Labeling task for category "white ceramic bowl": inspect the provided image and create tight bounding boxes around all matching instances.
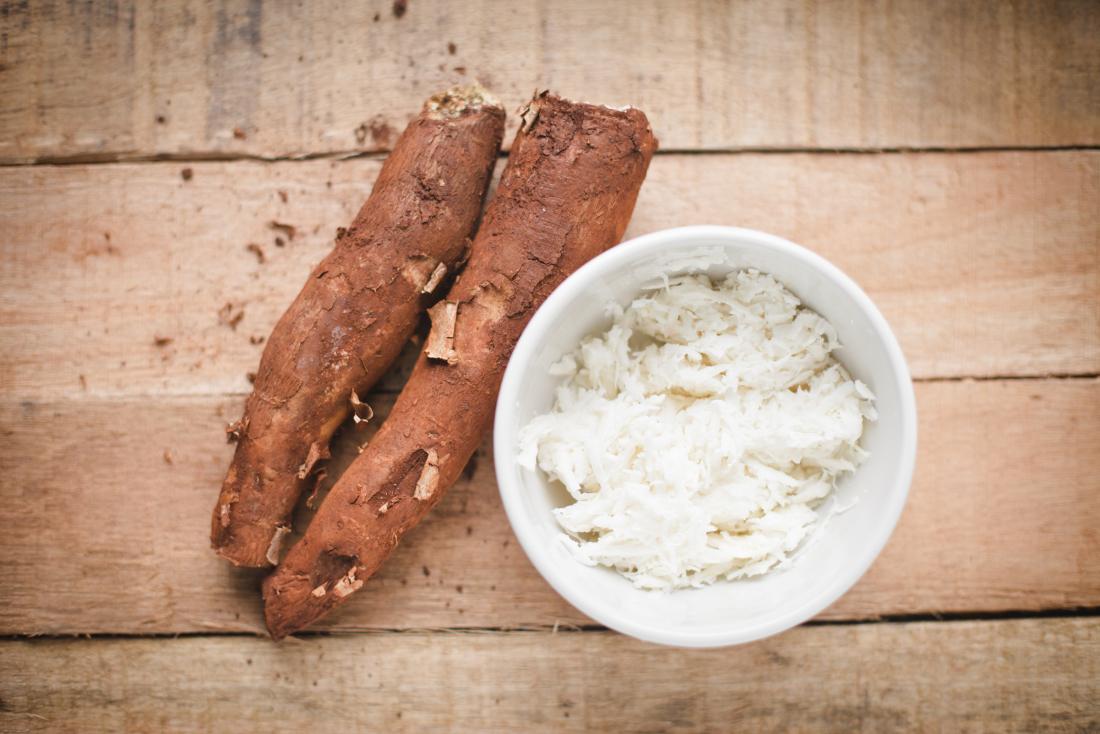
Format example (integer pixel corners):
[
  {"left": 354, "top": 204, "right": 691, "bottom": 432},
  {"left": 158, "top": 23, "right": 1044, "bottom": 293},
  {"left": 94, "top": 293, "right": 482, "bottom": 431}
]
[{"left": 494, "top": 226, "right": 917, "bottom": 648}]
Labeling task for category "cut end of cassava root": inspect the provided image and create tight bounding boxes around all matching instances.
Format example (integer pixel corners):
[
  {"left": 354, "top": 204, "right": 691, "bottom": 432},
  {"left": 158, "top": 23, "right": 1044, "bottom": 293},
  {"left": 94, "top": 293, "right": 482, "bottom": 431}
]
[
  {"left": 209, "top": 88, "right": 504, "bottom": 568},
  {"left": 425, "top": 83, "right": 502, "bottom": 119},
  {"left": 262, "top": 91, "right": 657, "bottom": 639}
]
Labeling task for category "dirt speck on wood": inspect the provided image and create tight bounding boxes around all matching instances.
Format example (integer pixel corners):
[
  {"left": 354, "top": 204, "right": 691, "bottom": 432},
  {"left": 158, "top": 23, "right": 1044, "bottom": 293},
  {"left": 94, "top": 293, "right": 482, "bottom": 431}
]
[
  {"left": 356, "top": 116, "right": 395, "bottom": 147},
  {"left": 370, "top": 117, "right": 395, "bottom": 145},
  {"left": 218, "top": 303, "right": 245, "bottom": 330},
  {"left": 269, "top": 221, "right": 297, "bottom": 241}
]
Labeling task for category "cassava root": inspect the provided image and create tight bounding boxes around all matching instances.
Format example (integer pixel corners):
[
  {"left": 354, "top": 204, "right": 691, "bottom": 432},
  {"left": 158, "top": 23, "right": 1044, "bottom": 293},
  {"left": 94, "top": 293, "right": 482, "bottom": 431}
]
[
  {"left": 262, "top": 92, "right": 658, "bottom": 638},
  {"left": 211, "top": 85, "right": 504, "bottom": 567}
]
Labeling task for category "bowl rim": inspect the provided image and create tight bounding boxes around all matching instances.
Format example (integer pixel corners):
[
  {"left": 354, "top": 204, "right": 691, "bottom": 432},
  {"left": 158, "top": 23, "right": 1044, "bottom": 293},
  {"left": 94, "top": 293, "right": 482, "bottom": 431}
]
[{"left": 493, "top": 225, "right": 918, "bottom": 648}]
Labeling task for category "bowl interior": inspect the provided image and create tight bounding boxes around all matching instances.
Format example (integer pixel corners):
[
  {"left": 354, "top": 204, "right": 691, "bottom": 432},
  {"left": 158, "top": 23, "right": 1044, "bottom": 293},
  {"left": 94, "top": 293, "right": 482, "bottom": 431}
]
[{"left": 494, "top": 227, "right": 915, "bottom": 647}]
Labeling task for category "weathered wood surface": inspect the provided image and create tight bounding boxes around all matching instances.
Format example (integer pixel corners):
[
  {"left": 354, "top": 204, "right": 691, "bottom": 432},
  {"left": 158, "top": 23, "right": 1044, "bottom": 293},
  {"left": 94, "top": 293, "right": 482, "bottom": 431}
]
[
  {"left": 1, "top": 378, "right": 1096, "bottom": 635},
  {"left": 1, "top": 1, "right": 1096, "bottom": 729},
  {"left": 2, "top": 0, "right": 1099, "bottom": 162},
  {"left": 2, "top": 152, "right": 1096, "bottom": 402},
  {"left": 1, "top": 619, "right": 1096, "bottom": 733}
]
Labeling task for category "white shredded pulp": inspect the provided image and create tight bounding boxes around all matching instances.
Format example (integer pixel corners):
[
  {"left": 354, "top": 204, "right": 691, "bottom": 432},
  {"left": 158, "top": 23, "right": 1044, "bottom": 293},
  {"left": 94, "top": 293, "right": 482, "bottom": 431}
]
[{"left": 518, "top": 271, "right": 877, "bottom": 590}]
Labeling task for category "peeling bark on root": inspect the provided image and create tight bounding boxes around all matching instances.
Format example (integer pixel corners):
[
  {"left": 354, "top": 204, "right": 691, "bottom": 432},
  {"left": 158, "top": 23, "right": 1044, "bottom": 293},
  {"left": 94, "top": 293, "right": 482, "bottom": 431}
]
[
  {"left": 413, "top": 449, "right": 440, "bottom": 500},
  {"left": 210, "top": 87, "right": 504, "bottom": 568},
  {"left": 263, "top": 92, "right": 657, "bottom": 638},
  {"left": 296, "top": 442, "right": 331, "bottom": 480},
  {"left": 349, "top": 390, "right": 374, "bottom": 425},
  {"left": 421, "top": 262, "right": 448, "bottom": 294},
  {"left": 265, "top": 526, "right": 291, "bottom": 566},
  {"left": 425, "top": 301, "right": 459, "bottom": 364}
]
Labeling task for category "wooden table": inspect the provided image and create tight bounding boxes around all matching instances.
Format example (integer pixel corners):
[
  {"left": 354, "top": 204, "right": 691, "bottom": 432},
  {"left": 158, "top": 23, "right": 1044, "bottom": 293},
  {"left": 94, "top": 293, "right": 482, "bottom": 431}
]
[{"left": 2, "top": 1, "right": 1098, "bottom": 731}]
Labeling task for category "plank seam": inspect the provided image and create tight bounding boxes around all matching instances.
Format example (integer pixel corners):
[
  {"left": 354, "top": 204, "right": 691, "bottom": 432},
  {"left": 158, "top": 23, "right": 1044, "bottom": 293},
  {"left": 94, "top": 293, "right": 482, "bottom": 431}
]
[
  {"left": 35, "top": 373, "right": 1100, "bottom": 403},
  {"left": 917, "top": 373, "right": 1100, "bottom": 384},
  {"left": 2, "top": 145, "right": 1098, "bottom": 167},
  {"left": 3, "top": 607, "right": 1098, "bottom": 641}
]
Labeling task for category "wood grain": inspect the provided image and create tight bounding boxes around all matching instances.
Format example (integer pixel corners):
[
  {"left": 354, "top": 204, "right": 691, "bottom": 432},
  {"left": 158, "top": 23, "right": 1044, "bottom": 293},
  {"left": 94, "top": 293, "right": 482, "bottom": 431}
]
[
  {"left": 1, "top": 1, "right": 1098, "bottom": 162},
  {"left": 1, "top": 619, "right": 1096, "bottom": 732},
  {"left": 1, "top": 378, "right": 1096, "bottom": 635},
  {"left": 2, "top": 1, "right": 1095, "bottom": 721},
  {"left": 1, "top": 152, "right": 1096, "bottom": 402}
]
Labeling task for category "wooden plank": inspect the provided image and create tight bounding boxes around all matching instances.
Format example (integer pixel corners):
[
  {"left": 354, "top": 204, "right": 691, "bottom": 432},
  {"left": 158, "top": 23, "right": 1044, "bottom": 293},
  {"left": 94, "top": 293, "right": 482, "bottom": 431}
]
[
  {"left": 0, "top": 378, "right": 1096, "bottom": 635},
  {"left": 1, "top": 619, "right": 1097, "bottom": 732},
  {"left": 2, "top": 0, "right": 1098, "bottom": 162},
  {"left": 1, "top": 152, "right": 1096, "bottom": 401},
  {"left": 637, "top": 151, "right": 1100, "bottom": 381}
]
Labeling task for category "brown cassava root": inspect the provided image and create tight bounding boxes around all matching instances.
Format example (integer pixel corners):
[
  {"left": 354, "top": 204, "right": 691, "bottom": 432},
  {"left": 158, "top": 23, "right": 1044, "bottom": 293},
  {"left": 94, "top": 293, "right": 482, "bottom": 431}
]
[
  {"left": 262, "top": 92, "right": 658, "bottom": 638},
  {"left": 211, "top": 85, "right": 504, "bottom": 567}
]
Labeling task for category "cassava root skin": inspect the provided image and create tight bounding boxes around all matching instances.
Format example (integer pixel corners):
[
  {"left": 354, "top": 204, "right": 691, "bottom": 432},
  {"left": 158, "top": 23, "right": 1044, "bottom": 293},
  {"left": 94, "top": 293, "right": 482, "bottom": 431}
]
[
  {"left": 211, "top": 85, "right": 505, "bottom": 567},
  {"left": 263, "top": 92, "right": 658, "bottom": 638}
]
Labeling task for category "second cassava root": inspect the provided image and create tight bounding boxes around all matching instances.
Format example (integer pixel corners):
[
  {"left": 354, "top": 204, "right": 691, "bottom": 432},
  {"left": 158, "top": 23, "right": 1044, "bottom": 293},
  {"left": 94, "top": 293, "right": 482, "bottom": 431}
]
[
  {"left": 211, "top": 85, "right": 504, "bottom": 567},
  {"left": 262, "top": 92, "right": 658, "bottom": 638}
]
